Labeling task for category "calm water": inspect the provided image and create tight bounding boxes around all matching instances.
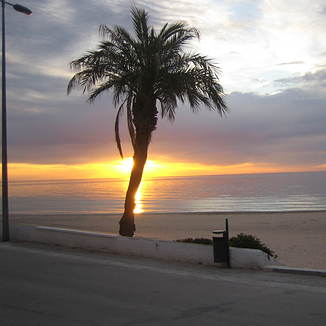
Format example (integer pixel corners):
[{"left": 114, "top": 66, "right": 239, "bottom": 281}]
[{"left": 6, "top": 171, "right": 326, "bottom": 214}]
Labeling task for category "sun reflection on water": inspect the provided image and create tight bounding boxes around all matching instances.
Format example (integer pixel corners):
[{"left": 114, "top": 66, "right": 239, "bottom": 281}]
[
  {"left": 134, "top": 187, "right": 144, "bottom": 214},
  {"left": 121, "top": 178, "right": 144, "bottom": 215}
]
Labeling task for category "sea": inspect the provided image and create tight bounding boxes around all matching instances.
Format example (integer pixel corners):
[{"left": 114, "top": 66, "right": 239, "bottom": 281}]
[{"left": 6, "top": 171, "right": 326, "bottom": 215}]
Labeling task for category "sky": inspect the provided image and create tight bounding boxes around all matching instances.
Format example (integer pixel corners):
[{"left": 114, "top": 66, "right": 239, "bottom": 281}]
[{"left": 2, "top": 0, "right": 326, "bottom": 180}]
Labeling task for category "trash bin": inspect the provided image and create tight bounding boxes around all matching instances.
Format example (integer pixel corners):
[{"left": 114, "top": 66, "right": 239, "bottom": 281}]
[{"left": 212, "top": 218, "right": 230, "bottom": 268}]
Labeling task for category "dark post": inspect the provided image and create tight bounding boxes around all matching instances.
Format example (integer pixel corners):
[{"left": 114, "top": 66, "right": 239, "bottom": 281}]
[
  {"left": 225, "top": 218, "right": 230, "bottom": 268},
  {"left": 2, "top": 0, "right": 10, "bottom": 241},
  {"left": 1, "top": 1, "right": 31, "bottom": 241}
]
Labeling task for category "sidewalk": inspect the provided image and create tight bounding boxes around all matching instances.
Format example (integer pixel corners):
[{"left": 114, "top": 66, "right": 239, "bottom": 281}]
[{"left": 1, "top": 241, "right": 326, "bottom": 326}]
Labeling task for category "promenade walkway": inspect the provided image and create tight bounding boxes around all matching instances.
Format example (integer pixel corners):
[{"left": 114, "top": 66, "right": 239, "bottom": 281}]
[{"left": 1, "top": 241, "right": 325, "bottom": 325}]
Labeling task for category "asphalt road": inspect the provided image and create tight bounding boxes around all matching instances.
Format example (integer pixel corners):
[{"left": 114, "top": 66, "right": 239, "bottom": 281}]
[{"left": 1, "top": 242, "right": 326, "bottom": 326}]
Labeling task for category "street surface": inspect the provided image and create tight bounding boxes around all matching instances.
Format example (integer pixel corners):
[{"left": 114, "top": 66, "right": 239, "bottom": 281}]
[{"left": 1, "top": 242, "right": 326, "bottom": 325}]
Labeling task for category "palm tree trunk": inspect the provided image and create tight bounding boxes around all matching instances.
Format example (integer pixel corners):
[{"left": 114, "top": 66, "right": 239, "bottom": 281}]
[{"left": 119, "top": 132, "right": 150, "bottom": 236}]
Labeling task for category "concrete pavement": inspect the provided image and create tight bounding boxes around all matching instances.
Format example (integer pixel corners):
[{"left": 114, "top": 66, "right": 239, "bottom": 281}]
[{"left": 1, "top": 241, "right": 326, "bottom": 325}]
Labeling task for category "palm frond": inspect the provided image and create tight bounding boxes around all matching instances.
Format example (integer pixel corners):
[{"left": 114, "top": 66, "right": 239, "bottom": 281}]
[
  {"left": 99, "top": 24, "right": 112, "bottom": 38},
  {"left": 159, "top": 99, "right": 177, "bottom": 121},
  {"left": 131, "top": 7, "right": 149, "bottom": 44},
  {"left": 88, "top": 79, "right": 116, "bottom": 103},
  {"left": 126, "top": 95, "right": 136, "bottom": 148},
  {"left": 115, "top": 102, "right": 125, "bottom": 158},
  {"left": 159, "top": 22, "right": 199, "bottom": 42},
  {"left": 155, "top": 51, "right": 227, "bottom": 118}
]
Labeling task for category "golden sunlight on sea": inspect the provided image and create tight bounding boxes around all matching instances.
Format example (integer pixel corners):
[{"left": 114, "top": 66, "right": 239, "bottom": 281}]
[{"left": 8, "top": 160, "right": 324, "bottom": 181}]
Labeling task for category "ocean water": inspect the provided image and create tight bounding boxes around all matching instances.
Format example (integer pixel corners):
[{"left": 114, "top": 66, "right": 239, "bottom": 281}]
[{"left": 6, "top": 171, "right": 326, "bottom": 214}]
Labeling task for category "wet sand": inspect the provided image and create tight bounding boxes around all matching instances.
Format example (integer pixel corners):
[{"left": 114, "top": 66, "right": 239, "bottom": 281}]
[{"left": 12, "top": 211, "right": 326, "bottom": 269}]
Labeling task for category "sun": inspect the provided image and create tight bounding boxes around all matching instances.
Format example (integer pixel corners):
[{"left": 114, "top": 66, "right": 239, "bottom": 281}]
[
  {"left": 116, "top": 157, "right": 134, "bottom": 174},
  {"left": 114, "top": 157, "right": 159, "bottom": 176}
]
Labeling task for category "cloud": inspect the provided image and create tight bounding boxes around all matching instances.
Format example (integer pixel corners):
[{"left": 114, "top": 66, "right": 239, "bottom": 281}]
[
  {"left": 278, "top": 69, "right": 326, "bottom": 84},
  {"left": 276, "top": 61, "right": 305, "bottom": 66},
  {"left": 11, "top": 78, "right": 326, "bottom": 169},
  {"left": 7, "top": 0, "right": 326, "bottom": 94},
  {"left": 274, "top": 69, "right": 326, "bottom": 95},
  {"left": 150, "top": 87, "right": 326, "bottom": 168},
  {"left": 3, "top": 0, "right": 326, "bottom": 174}
]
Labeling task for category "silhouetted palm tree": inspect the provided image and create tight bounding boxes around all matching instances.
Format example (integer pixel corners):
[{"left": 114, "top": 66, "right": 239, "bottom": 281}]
[{"left": 67, "top": 7, "right": 227, "bottom": 237}]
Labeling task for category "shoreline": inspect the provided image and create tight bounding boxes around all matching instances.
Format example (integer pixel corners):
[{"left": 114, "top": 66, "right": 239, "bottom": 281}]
[{"left": 11, "top": 211, "right": 326, "bottom": 270}]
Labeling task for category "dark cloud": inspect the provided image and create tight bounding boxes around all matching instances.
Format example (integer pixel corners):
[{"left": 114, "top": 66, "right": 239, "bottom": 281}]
[
  {"left": 274, "top": 69, "right": 326, "bottom": 92},
  {"left": 150, "top": 88, "right": 326, "bottom": 167},
  {"left": 8, "top": 85, "right": 120, "bottom": 164}
]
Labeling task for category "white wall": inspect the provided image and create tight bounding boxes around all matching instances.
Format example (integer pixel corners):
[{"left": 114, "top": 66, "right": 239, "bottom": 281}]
[{"left": 9, "top": 224, "right": 277, "bottom": 269}]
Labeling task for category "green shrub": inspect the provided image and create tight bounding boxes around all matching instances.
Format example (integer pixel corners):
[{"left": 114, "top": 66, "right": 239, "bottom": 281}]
[
  {"left": 176, "top": 238, "right": 213, "bottom": 245},
  {"left": 229, "top": 233, "right": 277, "bottom": 258}
]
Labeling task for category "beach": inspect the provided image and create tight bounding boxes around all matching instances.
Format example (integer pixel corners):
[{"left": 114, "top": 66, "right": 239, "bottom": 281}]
[{"left": 12, "top": 210, "right": 326, "bottom": 269}]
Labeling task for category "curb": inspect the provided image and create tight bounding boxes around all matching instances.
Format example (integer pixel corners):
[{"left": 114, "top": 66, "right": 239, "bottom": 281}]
[{"left": 265, "top": 265, "right": 326, "bottom": 277}]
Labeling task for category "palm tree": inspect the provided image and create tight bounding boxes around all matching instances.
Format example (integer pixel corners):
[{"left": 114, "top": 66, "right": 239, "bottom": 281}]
[{"left": 67, "top": 7, "right": 227, "bottom": 237}]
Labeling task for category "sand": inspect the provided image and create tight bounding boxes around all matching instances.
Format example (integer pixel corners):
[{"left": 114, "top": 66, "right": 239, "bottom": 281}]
[{"left": 12, "top": 211, "right": 326, "bottom": 269}]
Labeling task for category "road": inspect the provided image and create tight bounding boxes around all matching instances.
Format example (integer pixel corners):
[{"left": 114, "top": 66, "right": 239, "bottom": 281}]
[{"left": 1, "top": 242, "right": 326, "bottom": 325}]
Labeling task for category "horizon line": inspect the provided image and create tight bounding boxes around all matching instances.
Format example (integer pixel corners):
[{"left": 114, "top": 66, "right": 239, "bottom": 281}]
[{"left": 10, "top": 169, "right": 326, "bottom": 183}]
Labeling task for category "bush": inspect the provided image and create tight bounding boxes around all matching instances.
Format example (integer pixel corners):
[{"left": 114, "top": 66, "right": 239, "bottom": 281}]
[
  {"left": 176, "top": 234, "right": 277, "bottom": 259},
  {"left": 176, "top": 238, "right": 213, "bottom": 245},
  {"left": 229, "top": 233, "right": 277, "bottom": 258}
]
